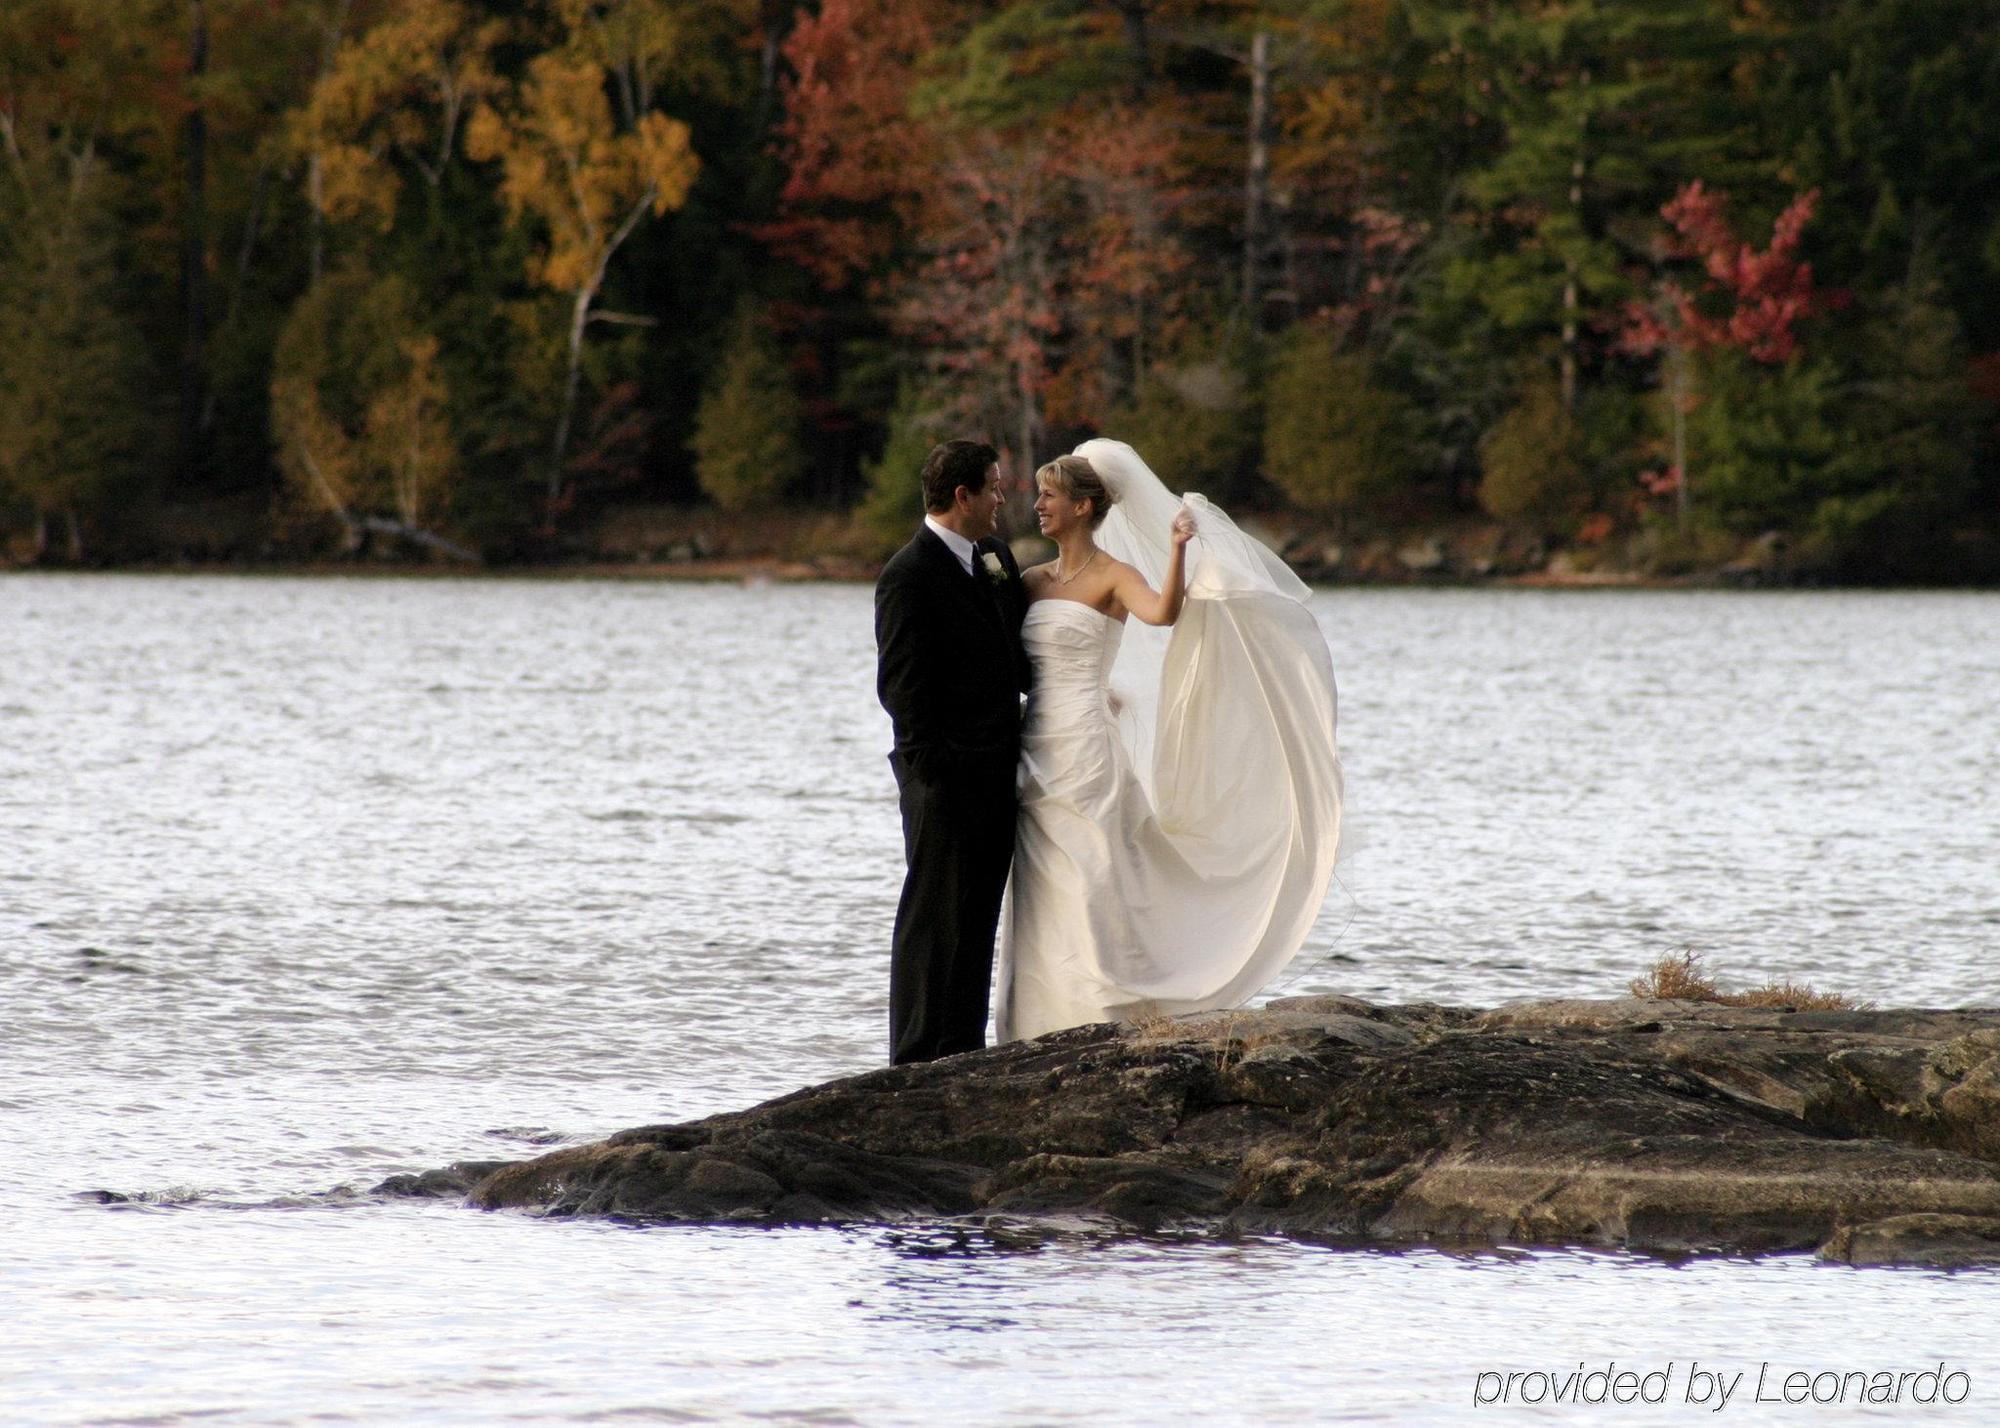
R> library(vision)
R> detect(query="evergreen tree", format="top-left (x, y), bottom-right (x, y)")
top-left (1762, 0), bottom-right (2000, 352)
top-left (1108, 317), bottom-right (1262, 502)
top-left (852, 381), bottom-right (946, 557)
top-left (690, 304), bottom-right (806, 511)
top-left (1478, 379), bottom-right (1588, 532)
top-left (0, 142), bottom-right (151, 561)
top-left (1679, 352), bottom-right (1841, 537)
top-left (1263, 329), bottom-right (1416, 518)
top-left (1810, 282), bottom-right (1984, 576)
top-left (1424, 0), bottom-right (1744, 410)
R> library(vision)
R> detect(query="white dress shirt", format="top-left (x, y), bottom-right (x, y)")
top-left (924, 515), bottom-right (977, 576)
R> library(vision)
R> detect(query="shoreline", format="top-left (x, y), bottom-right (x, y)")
top-left (11, 502), bottom-right (1999, 587)
top-left (5, 554), bottom-right (1992, 590)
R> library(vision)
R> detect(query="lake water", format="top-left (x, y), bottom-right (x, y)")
top-left (3, 574), bottom-right (1997, 1424)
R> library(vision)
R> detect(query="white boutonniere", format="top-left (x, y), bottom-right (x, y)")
top-left (980, 550), bottom-right (1007, 585)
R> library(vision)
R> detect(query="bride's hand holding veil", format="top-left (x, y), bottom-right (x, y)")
top-left (1110, 509), bottom-right (1193, 627)
top-left (1113, 504), bottom-right (1198, 627)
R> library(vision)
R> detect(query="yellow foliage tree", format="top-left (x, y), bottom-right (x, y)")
top-left (465, 51), bottom-right (699, 508)
top-left (270, 268), bottom-right (472, 559)
top-left (552, 0), bottom-right (741, 125)
top-left (271, 370), bottom-right (366, 537)
top-left (366, 334), bottom-right (453, 527)
top-left (299, 0), bottom-right (509, 230)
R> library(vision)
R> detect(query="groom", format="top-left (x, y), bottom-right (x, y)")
top-left (874, 439), bottom-right (1031, 1064)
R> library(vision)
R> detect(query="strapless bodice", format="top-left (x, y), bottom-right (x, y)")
top-left (1021, 599), bottom-right (1122, 694)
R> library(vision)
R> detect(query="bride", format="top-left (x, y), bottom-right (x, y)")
top-left (995, 440), bottom-right (1344, 1042)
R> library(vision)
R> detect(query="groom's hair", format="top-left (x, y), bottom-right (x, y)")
top-left (921, 440), bottom-right (999, 512)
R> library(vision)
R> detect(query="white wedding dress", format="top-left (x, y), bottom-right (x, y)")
top-left (994, 441), bottom-right (1343, 1042)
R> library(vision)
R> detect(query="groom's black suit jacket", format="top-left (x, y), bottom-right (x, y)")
top-left (875, 526), bottom-right (1032, 781)
top-left (874, 523), bottom-right (1030, 1064)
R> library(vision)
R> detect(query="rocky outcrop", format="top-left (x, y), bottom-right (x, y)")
top-left (390, 996), bottom-right (2000, 1266)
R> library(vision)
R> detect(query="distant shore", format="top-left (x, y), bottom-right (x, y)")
top-left (7, 501), bottom-right (1998, 586)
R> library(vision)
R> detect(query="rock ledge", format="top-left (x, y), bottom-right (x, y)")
top-left (387, 996), bottom-right (2000, 1266)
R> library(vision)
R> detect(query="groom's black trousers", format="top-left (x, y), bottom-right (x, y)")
top-left (888, 749), bottom-right (1018, 1065)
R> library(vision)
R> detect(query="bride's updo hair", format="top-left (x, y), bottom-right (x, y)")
top-left (1037, 455), bottom-right (1116, 527)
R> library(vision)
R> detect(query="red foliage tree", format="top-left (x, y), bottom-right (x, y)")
top-left (888, 105), bottom-right (1198, 476)
top-left (765, 0), bottom-right (947, 289)
top-left (1619, 182), bottom-right (1836, 524)
top-left (892, 132), bottom-right (1062, 471)
top-left (1045, 103), bottom-right (1192, 426)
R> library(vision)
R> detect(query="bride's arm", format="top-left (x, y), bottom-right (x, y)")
top-left (1112, 509), bottom-right (1197, 626)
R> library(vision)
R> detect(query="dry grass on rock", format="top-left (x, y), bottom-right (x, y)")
top-left (1630, 949), bottom-right (1868, 1011)
top-left (1122, 1009), bottom-right (1307, 1073)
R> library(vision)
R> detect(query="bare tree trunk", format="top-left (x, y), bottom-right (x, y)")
top-left (551, 285), bottom-right (592, 510)
top-left (358, 516), bottom-right (479, 563)
top-left (31, 509), bottom-right (48, 563)
top-left (1561, 70), bottom-right (1589, 415)
top-left (1561, 263), bottom-right (1578, 413)
top-left (181, 0), bottom-right (211, 473)
top-left (307, 149), bottom-right (324, 284)
top-left (1115, 0), bottom-right (1150, 98)
top-left (202, 161), bottom-right (270, 432)
top-left (547, 253), bottom-right (608, 514)
top-left (305, 0), bottom-right (351, 285)
top-left (758, 0), bottom-right (784, 110)
top-left (1018, 377), bottom-right (1036, 476)
top-left (305, 464), bottom-right (362, 551)
top-left (1242, 30), bottom-right (1270, 321)
top-left (548, 191), bottom-right (654, 513)
top-left (64, 506), bottom-right (83, 562)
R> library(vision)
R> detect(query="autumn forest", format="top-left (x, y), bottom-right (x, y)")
top-left (1, 0), bottom-right (1996, 578)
